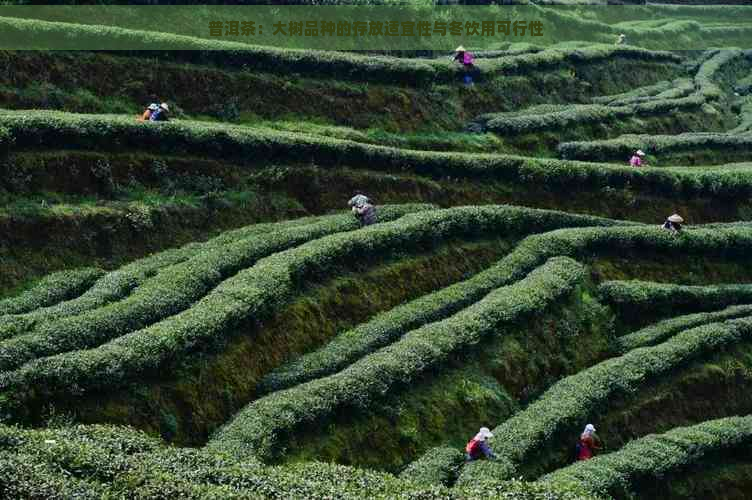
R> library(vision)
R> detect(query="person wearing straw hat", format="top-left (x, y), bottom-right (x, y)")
top-left (662, 214), bottom-right (684, 233)
top-left (629, 149), bottom-right (646, 167)
top-left (453, 45), bottom-right (476, 87)
top-left (149, 102), bottom-right (170, 122)
top-left (576, 424), bottom-right (602, 461)
top-left (465, 426), bottom-right (497, 461)
top-left (616, 33), bottom-right (626, 45)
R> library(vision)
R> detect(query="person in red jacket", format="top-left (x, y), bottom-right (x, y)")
top-left (465, 427), bottom-right (496, 461)
top-left (577, 424), bottom-right (602, 461)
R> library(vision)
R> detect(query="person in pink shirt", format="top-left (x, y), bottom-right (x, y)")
top-left (629, 150), bottom-right (646, 167)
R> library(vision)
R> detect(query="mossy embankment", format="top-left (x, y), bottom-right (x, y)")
top-left (279, 279), bottom-right (613, 473)
top-left (42, 237), bottom-right (513, 446)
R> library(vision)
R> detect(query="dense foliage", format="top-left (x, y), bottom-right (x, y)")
top-left (541, 416), bottom-right (752, 497)
top-left (0, 267), bottom-right (103, 317)
top-left (6, 111), bottom-right (752, 199)
top-left (458, 315), bottom-right (752, 482)
top-left (260, 206), bottom-right (628, 393)
top-left (209, 257), bottom-right (587, 461)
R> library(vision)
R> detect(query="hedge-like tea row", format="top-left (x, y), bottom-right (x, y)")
top-left (591, 79), bottom-right (675, 105)
top-left (0, 217), bottom-right (323, 341)
top-left (0, 268), bottom-right (103, 317)
top-left (599, 280), bottom-right (752, 319)
top-left (397, 446), bottom-right (465, 487)
top-left (208, 257), bottom-right (586, 462)
top-left (591, 78), bottom-right (693, 107)
top-left (6, 110), bottom-right (752, 199)
top-left (731, 96), bottom-right (752, 134)
top-left (477, 95), bottom-right (704, 135)
top-left (558, 132), bottom-right (752, 163)
top-left (541, 416), bottom-right (752, 497)
top-left (400, 225), bottom-right (752, 482)
top-left (0, 207), bottom-right (422, 373)
top-left (0, 214), bottom-right (325, 340)
top-left (0, 423), bottom-right (595, 500)
top-left (259, 208), bottom-right (630, 394)
top-left (457, 315), bottom-right (752, 483)
top-left (0, 16), bottom-right (680, 86)
top-left (477, 49), bottom-right (745, 135)
top-left (618, 304), bottom-right (752, 352)
top-left (0, 246), bottom-right (198, 341)
top-left (695, 48), bottom-right (748, 101)
top-left (0, 205), bottom-right (537, 413)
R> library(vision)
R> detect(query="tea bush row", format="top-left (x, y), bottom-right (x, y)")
top-left (0, 16), bottom-right (679, 85)
top-left (558, 132), bottom-right (752, 163)
top-left (591, 78), bottom-right (689, 106)
top-left (478, 95), bottom-right (704, 135)
top-left (0, 216), bottom-right (318, 340)
top-left (541, 416), bottom-right (752, 498)
top-left (599, 280), bottom-right (752, 320)
top-left (618, 303), bottom-right (752, 352)
top-left (0, 205), bottom-right (530, 415)
top-left (0, 267), bottom-right (103, 318)
top-left (458, 315), bottom-right (752, 483)
top-left (6, 110), bottom-right (752, 198)
top-left (0, 422), bottom-right (596, 499)
top-left (208, 257), bottom-right (586, 462)
top-left (0, 207), bottom-right (421, 373)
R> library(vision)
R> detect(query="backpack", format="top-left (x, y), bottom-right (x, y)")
top-left (463, 52), bottom-right (475, 65)
top-left (466, 438), bottom-right (481, 457)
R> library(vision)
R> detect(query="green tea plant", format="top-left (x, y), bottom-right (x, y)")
top-left (541, 416), bottom-right (752, 498)
top-left (208, 257), bottom-right (586, 462)
top-left (0, 268), bottom-right (103, 317)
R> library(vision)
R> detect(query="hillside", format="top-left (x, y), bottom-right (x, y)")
top-left (2, 2), bottom-right (752, 499)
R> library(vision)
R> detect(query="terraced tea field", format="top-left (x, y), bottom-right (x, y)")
top-left (2, 3), bottom-right (752, 499)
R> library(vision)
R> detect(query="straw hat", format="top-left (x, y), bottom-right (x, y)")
top-left (455, 46), bottom-right (466, 52)
top-left (668, 214), bottom-right (684, 223)
top-left (636, 150), bottom-right (646, 156)
top-left (160, 103), bottom-right (169, 111)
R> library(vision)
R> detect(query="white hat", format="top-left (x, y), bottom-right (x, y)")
top-left (455, 46), bottom-right (466, 52)
top-left (668, 214), bottom-right (684, 223)
top-left (636, 150), bottom-right (646, 156)
top-left (619, 33), bottom-right (626, 38)
top-left (160, 103), bottom-right (169, 111)
top-left (475, 427), bottom-right (494, 440)
top-left (148, 103), bottom-right (158, 111)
